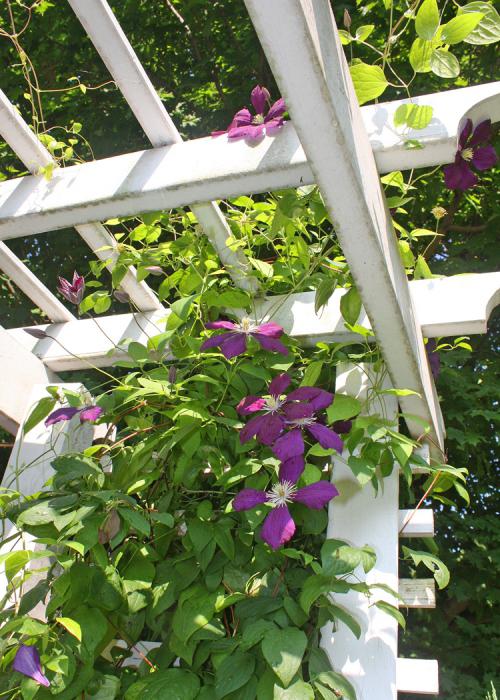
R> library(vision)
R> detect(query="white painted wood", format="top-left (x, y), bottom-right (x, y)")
top-left (322, 363), bottom-right (400, 700)
top-left (8, 309), bottom-right (169, 372)
top-left (9, 271), bottom-right (499, 371)
top-left (0, 384), bottom-right (94, 617)
top-left (399, 579), bottom-right (436, 608)
top-left (399, 509), bottom-right (434, 538)
top-left (0, 327), bottom-right (60, 434)
top-left (0, 242), bottom-right (76, 323)
top-left (0, 89), bottom-right (160, 311)
top-left (397, 658), bottom-right (439, 694)
top-left (244, 0), bottom-right (444, 451)
top-left (67, 0), bottom-right (257, 293)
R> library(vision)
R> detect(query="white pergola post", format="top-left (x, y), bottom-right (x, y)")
top-left (322, 363), bottom-right (438, 697)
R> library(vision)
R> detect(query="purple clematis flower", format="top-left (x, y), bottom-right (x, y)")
top-left (57, 271), bottom-right (85, 305)
top-left (233, 479), bottom-right (339, 549)
top-left (443, 119), bottom-right (497, 191)
top-left (45, 404), bottom-right (103, 427)
top-left (425, 339), bottom-right (440, 381)
top-left (212, 85), bottom-right (287, 140)
top-left (238, 373), bottom-right (333, 448)
top-left (13, 645), bottom-right (50, 687)
top-left (272, 402), bottom-right (344, 462)
top-left (201, 318), bottom-right (288, 360)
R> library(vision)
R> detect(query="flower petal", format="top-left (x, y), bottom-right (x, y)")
top-left (294, 481), bottom-right (339, 509)
top-left (458, 118), bottom-right (472, 148)
top-left (332, 419), bottom-right (353, 435)
top-left (258, 414), bottom-right (285, 445)
top-left (12, 645), bottom-right (50, 687)
top-left (254, 322), bottom-right (284, 338)
top-left (261, 505), bottom-right (296, 549)
top-left (232, 108), bottom-right (253, 127)
top-left (264, 118), bottom-right (285, 136)
top-left (240, 414), bottom-right (268, 444)
top-left (45, 407), bottom-right (80, 427)
top-left (253, 334), bottom-right (288, 355)
top-left (219, 333), bottom-right (248, 359)
top-left (268, 373), bottom-right (291, 397)
top-left (205, 321), bottom-right (238, 330)
top-left (472, 145), bottom-right (497, 171)
top-left (469, 119), bottom-right (492, 147)
top-left (251, 85), bottom-right (270, 115)
top-left (287, 387), bottom-right (333, 410)
top-left (307, 423), bottom-right (344, 454)
top-left (79, 406), bottom-right (103, 423)
top-left (443, 160), bottom-right (477, 191)
top-left (237, 395), bottom-right (267, 415)
top-left (233, 488), bottom-right (268, 511)
top-left (201, 332), bottom-right (234, 351)
top-left (266, 98), bottom-right (287, 121)
top-left (279, 456), bottom-right (305, 483)
top-left (272, 429), bottom-right (304, 461)
top-left (282, 402), bottom-right (314, 420)
top-left (228, 124), bottom-right (265, 140)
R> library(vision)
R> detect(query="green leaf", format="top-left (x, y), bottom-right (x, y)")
top-left (300, 361), bottom-right (323, 387)
top-left (430, 49), bottom-right (460, 77)
top-left (56, 617), bottom-right (82, 641)
top-left (402, 546), bottom-right (450, 589)
top-left (127, 342), bottom-right (150, 361)
top-left (326, 395), bottom-right (361, 423)
top-left (338, 30), bottom-right (353, 45)
top-left (394, 104), bottom-right (434, 130)
top-left (440, 13), bottom-right (483, 43)
top-left (124, 670), bottom-right (200, 700)
top-left (171, 294), bottom-right (197, 321)
top-left (374, 600), bottom-right (406, 629)
top-left (23, 396), bottom-right (56, 435)
top-left (261, 627), bottom-right (308, 688)
top-left (398, 240), bottom-right (415, 267)
top-left (215, 651), bottom-right (255, 698)
top-left (355, 24), bottom-right (375, 41)
top-left (459, 2), bottom-right (500, 44)
top-left (118, 507), bottom-right (151, 536)
top-left (172, 586), bottom-right (218, 642)
top-left (249, 257), bottom-right (274, 279)
top-left (315, 277), bottom-right (337, 314)
top-left (409, 38), bottom-right (434, 72)
top-left (349, 62), bottom-right (388, 105)
top-left (70, 605), bottom-right (108, 658)
top-left (313, 672), bottom-right (356, 700)
top-left (340, 287), bottom-right (362, 326)
top-left (325, 603), bottom-right (362, 639)
top-left (274, 681), bottom-right (315, 699)
top-left (415, 0), bottom-right (440, 39)
top-left (218, 289), bottom-right (250, 309)
top-left (300, 575), bottom-right (349, 614)
top-left (414, 254), bottom-right (433, 279)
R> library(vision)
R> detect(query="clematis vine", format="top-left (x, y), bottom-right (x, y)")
top-left (212, 85), bottom-right (287, 140)
top-left (201, 318), bottom-right (287, 360)
top-left (45, 404), bottom-right (103, 427)
top-left (57, 271), bottom-right (85, 305)
top-left (12, 645), bottom-right (50, 687)
top-left (233, 479), bottom-right (339, 549)
top-left (443, 119), bottom-right (497, 191)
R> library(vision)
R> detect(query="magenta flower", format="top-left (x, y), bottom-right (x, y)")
top-left (272, 402), bottom-right (344, 462)
top-left (443, 119), bottom-right (497, 191)
top-left (45, 404), bottom-right (103, 427)
top-left (233, 479), bottom-right (339, 549)
top-left (12, 645), bottom-right (50, 687)
top-left (57, 271), bottom-right (85, 305)
top-left (212, 86), bottom-right (287, 140)
top-left (201, 318), bottom-right (287, 360)
top-left (238, 373), bottom-right (333, 447)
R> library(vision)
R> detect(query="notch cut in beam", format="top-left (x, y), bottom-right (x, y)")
top-left (244, 0), bottom-right (443, 451)
top-left (399, 579), bottom-right (436, 608)
top-left (397, 658), bottom-right (439, 695)
top-left (68, 0), bottom-right (256, 293)
top-left (0, 89), bottom-right (160, 312)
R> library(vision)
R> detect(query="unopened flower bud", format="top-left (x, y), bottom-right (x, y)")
top-left (168, 365), bottom-right (177, 384)
top-left (145, 265), bottom-right (163, 276)
top-left (343, 8), bottom-right (352, 30)
top-left (113, 289), bottom-right (130, 304)
top-left (23, 327), bottom-right (48, 339)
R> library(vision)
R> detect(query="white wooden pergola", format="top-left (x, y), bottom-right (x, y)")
top-left (0, 1), bottom-right (499, 697)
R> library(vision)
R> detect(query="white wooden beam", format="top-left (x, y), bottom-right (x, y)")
top-left (67, 0), bottom-right (257, 293)
top-left (0, 82), bottom-right (498, 243)
top-left (0, 89), bottom-right (160, 311)
top-left (244, 0), bottom-right (444, 450)
top-left (397, 658), bottom-right (439, 695)
top-left (0, 327), bottom-right (60, 434)
top-left (0, 242), bottom-right (76, 323)
top-left (322, 364), bottom-right (400, 700)
top-left (399, 579), bottom-right (436, 609)
top-left (399, 509), bottom-right (434, 538)
top-left (8, 272), bottom-right (499, 371)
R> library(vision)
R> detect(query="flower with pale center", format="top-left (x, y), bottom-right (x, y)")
top-left (233, 478), bottom-right (339, 549)
top-left (443, 119), bottom-right (497, 191)
top-left (211, 85), bottom-right (287, 140)
top-left (201, 318), bottom-right (287, 360)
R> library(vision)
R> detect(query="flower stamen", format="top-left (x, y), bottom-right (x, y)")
top-left (267, 480), bottom-right (297, 507)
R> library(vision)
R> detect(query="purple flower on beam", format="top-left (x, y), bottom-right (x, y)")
top-left (238, 372), bottom-right (333, 447)
top-left (234, 479), bottom-right (339, 549)
top-left (12, 645), bottom-right (50, 687)
top-left (57, 271), bottom-right (85, 305)
top-left (201, 318), bottom-right (288, 360)
top-left (45, 405), bottom-right (103, 427)
top-left (443, 119), bottom-right (497, 191)
top-left (212, 86), bottom-right (287, 140)
top-left (272, 403), bottom-right (344, 462)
